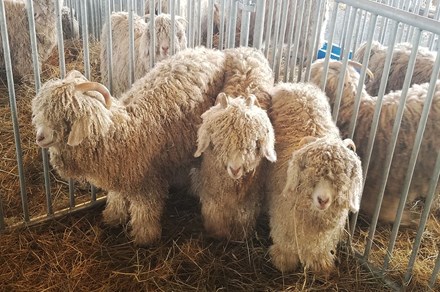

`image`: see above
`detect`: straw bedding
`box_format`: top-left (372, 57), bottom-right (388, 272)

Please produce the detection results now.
top-left (0, 39), bottom-right (439, 291)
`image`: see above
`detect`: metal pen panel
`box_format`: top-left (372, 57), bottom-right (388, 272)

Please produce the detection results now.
top-left (0, 0), bottom-right (29, 222)
top-left (288, 0), bottom-right (306, 83)
top-left (273, 0), bottom-right (289, 82)
top-left (383, 38), bottom-right (440, 273)
top-left (364, 29), bottom-right (423, 260)
top-left (149, 1), bottom-right (156, 68)
top-left (283, 0), bottom-right (297, 82)
top-left (128, 0), bottom-right (135, 87)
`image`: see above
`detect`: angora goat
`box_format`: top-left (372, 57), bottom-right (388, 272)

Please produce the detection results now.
top-left (32, 47), bottom-right (226, 245)
top-left (0, 0), bottom-right (61, 81)
top-left (266, 82), bottom-right (363, 274)
top-left (190, 46), bottom-right (275, 240)
top-left (310, 59), bottom-right (440, 226)
top-left (100, 12), bottom-right (187, 97)
top-left (354, 41), bottom-right (438, 96)
top-left (191, 93), bottom-right (276, 240)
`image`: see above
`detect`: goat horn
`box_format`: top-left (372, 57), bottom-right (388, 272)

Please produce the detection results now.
top-left (74, 82), bottom-right (112, 109)
top-left (348, 60), bottom-right (374, 80)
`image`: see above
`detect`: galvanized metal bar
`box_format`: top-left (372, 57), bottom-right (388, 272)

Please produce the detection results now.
top-left (364, 29), bottom-right (423, 260)
top-left (304, 0), bottom-right (325, 81)
top-left (383, 37), bottom-right (440, 272)
top-left (239, 0), bottom-right (253, 47)
top-left (197, 0), bottom-right (203, 46)
top-left (128, 0), bottom-right (135, 86)
top-left (347, 7), bottom-right (370, 136)
top-left (429, 250), bottom-right (440, 288)
top-left (263, 0), bottom-right (275, 58)
top-left (288, 0), bottom-right (306, 83)
top-left (206, 0), bottom-right (215, 48)
top-left (318, 0), bottom-right (339, 90)
top-left (149, 2), bottom-right (156, 67)
top-left (187, 0), bottom-right (194, 47)
top-left (273, 0), bottom-right (289, 82)
top-left (428, 7), bottom-right (440, 49)
top-left (252, 0), bottom-right (265, 49)
top-left (349, 20), bottom-right (399, 238)
top-left (269, 0), bottom-right (282, 68)
top-left (341, 6), bottom-right (357, 61)
top-left (358, 9), bottom-right (369, 45)
top-left (170, 0), bottom-right (176, 54)
top-left (81, 0), bottom-right (91, 80)
top-left (105, 0), bottom-right (113, 92)
top-left (218, 0), bottom-right (226, 49)
top-left (227, 0), bottom-right (238, 49)
top-left (297, 0), bottom-right (313, 80)
top-left (282, 0), bottom-right (297, 82)
top-left (5, 197), bottom-right (107, 231)
top-left (403, 143), bottom-right (440, 286)
top-left (338, 1), bottom-right (351, 54)
top-left (339, 0), bottom-right (440, 35)
top-left (351, 7), bottom-right (364, 56)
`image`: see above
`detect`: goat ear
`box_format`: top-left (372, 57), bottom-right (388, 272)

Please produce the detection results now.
top-left (343, 138), bottom-right (356, 152)
top-left (261, 133), bottom-right (276, 163)
top-left (282, 152), bottom-right (302, 196)
top-left (348, 164), bottom-right (363, 213)
top-left (215, 93), bottom-right (229, 108)
top-left (194, 124), bottom-right (210, 157)
top-left (67, 117), bottom-right (91, 146)
top-left (176, 16), bottom-right (188, 28)
top-left (298, 136), bottom-right (317, 148)
top-left (245, 94), bottom-right (257, 107)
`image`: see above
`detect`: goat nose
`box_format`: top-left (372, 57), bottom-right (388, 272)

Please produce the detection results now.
top-left (36, 134), bottom-right (45, 142)
top-left (318, 196), bottom-right (329, 207)
top-left (229, 167), bottom-right (241, 176)
top-left (162, 46), bottom-right (169, 53)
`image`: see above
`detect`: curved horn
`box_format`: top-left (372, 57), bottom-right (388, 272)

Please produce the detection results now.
top-left (348, 60), bottom-right (374, 80)
top-left (74, 82), bottom-right (112, 109)
top-left (343, 138), bottom-right (356, 152)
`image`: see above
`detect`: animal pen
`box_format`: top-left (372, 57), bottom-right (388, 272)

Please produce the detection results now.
top-left (1, 0), bottom-right (440, 290)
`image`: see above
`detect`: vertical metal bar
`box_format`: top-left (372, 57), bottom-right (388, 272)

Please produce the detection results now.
top-left (364, 29), bottom-right (423, 260)
top-left (404, 151), bottom-right (440, 287)
top-left (297, 0), bottom-right (313, 78)
top-left (283, 0), bottom-right (298, 82)
top-left (383, 39), bottom-right (440, 272)
top-left (351, 7), bottom-right (364, 57)
top-left (319, 0), bottom-right (339, 90)
top-left (349, 21), bottom-right (399, 237)
top-left (304, 0), bottom-right (325, 79)
top-left (128, 0), bottom-right (135, 86)
top-left (81, 0), bottom-right (91, 80)
top-left (428, 7), bottom-right (440, 49)
top-left (273, 0), bottom-right (289, 81)
top-left (187, 0), bottom-right (193, 47)
top-left (429, 250), bottom-right (440, 288)
top-left (252, 0), bottom-right (266, 50)
top-left (288, 0), bottom-right (306, 82)
top-left (197, 0), bottom-right (202, 46)
top-left (218, 0), bottom-right (226, 49)
top-left (25, 0), bottom-right (44, 219)
top-left (149, 2), bottom-right (156, 67)
top-left (263, 0), bottom-right (275, 58)
top-left (170, 0), bottom-right (176, 54)
top-left (0, 0), bottom-right (29, 221)
top-left (269, 0), bottom-right (282, 67)
top-left (227, 0), bottom-right (238, 49)
top-left (206, 0), bottom-right (215, 49)
top-left (239, 0), bottom-right (253, 47)
top-left (105, 0), bottom-right (113, 92)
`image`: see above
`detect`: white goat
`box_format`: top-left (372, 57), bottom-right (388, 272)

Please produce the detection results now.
top-left (0, 0), bottom-right (62, 81)
top-left (266, 82), bottom-right (363, 274)
top-left (100, 12), bottom-right (187, 97)
top-left (354, 41), bottom-right (438, 96)
top-left (32, 47), bottom-right (227, 245)
top-left (310, 59), bottom-right (440, 226)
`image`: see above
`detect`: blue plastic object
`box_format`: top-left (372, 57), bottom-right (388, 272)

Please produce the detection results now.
top-left (317, 42), bottom-right (353, 60)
